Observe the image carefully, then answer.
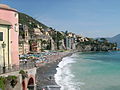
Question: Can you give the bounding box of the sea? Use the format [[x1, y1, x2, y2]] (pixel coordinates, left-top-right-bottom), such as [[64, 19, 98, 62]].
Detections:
[[54, 51, 120, 90]]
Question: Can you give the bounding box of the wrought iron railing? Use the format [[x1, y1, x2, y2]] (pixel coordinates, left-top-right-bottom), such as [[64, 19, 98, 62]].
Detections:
[[0, 62, 35, 74]]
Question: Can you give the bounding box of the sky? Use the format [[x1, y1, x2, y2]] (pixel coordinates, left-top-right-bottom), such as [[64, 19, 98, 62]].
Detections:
[[1, 0, 120, 38]]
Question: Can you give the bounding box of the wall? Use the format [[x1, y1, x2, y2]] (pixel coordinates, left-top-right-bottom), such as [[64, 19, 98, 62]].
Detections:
[[0, 25, 10, 67], [0, 67, 37, 90], [0, 8, 19, 65]]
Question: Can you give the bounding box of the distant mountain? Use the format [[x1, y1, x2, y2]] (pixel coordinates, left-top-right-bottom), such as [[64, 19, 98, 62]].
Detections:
[[107, 34, 120, 48]]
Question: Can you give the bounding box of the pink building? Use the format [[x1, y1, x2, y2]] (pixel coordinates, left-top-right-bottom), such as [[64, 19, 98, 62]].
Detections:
[[0, 4, 19, 65]]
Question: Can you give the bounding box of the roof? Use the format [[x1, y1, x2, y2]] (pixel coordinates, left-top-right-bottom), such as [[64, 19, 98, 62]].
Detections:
[[0, 4, 17, 11], [0, 19, 11, 25]]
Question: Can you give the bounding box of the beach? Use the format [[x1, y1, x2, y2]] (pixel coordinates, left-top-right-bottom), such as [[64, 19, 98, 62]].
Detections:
[[36, 51, 74, 90]]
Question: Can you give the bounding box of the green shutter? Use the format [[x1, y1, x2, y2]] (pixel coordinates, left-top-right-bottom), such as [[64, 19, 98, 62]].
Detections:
[[0, 32, 3, 41]]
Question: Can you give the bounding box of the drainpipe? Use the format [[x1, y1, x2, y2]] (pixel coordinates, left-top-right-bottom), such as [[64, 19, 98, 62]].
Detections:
[[8, 26, 10, 68]]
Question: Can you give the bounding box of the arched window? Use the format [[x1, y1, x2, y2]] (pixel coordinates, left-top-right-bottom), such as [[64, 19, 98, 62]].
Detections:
[[27, 77, 34, 90]]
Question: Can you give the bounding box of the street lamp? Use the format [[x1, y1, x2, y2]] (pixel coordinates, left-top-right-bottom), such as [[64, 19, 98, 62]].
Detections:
[[2, 42, 6, 73]]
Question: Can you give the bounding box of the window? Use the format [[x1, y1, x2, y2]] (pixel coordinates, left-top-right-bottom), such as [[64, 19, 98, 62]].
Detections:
[[26, 31, 27, 36], [15, 13, 18, 18], [14, 24, 18, 32], [0, 32, 3, 41]]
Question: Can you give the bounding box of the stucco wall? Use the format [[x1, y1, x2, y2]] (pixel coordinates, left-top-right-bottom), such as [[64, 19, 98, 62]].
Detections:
[[0, 8, 19, 65], [0, 67, 37, 90], [0, 25, 11, 67]]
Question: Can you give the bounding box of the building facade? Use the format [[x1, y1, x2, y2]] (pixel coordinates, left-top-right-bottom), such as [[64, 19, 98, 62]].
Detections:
[[0, 4, 19, 66], [0, 19, 11, 68], [19, 25, 30, 54]]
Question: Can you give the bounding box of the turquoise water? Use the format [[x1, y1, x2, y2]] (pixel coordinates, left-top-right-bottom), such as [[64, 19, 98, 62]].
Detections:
[[55, 51, 120, 90]]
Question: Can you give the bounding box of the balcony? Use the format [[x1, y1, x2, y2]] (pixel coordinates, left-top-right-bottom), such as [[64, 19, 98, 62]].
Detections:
[[0, 62, 35, 74]]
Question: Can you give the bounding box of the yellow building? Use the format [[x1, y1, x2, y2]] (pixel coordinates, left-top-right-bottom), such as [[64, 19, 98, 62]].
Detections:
[[0, 19, 11, 69]]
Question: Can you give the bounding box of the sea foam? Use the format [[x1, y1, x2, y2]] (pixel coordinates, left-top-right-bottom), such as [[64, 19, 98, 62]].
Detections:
[[54, 56, 81, 90]]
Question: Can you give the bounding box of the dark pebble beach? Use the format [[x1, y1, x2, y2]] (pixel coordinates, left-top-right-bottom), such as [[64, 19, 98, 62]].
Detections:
[[36, 52, 74, 90]]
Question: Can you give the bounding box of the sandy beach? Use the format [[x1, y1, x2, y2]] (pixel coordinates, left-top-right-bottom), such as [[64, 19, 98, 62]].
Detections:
[[36, 52, 74, 90]]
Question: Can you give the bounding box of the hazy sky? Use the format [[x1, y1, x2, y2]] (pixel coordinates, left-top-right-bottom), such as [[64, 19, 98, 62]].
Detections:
[[1, 0, 120, 38]]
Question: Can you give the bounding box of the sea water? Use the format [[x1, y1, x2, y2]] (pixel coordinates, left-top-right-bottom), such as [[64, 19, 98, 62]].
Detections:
[[54, 51, 120, 90]]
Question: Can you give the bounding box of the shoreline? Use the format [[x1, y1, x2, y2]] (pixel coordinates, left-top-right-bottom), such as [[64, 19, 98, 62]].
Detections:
[[36, 51, 74, 90]]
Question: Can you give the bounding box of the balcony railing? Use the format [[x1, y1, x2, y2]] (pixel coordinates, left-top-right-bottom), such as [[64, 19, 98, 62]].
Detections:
[[0, 62, 35, 74], [0, 51, 77, 75]]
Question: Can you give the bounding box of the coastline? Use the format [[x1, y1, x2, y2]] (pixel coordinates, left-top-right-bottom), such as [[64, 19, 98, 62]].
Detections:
[[36, 51, 74, 90]]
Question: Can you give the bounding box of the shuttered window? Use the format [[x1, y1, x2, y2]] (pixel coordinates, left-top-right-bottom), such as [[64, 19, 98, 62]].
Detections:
[[0, 32, 3, 41]]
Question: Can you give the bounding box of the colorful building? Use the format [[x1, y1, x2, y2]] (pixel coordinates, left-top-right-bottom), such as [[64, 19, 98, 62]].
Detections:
[[0, 4, 37, 90], [0, 4, 19, 66], [65, 33, 77, 50], [19, 25, 30, 54], [0, 19, 11, 69]]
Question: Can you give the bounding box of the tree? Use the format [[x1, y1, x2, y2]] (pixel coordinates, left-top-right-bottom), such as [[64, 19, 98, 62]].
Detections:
[[65, 30, 68, 35]]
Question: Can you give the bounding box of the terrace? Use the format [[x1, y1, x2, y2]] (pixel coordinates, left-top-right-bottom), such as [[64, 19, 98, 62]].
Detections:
[[0, 61, 35, 74]]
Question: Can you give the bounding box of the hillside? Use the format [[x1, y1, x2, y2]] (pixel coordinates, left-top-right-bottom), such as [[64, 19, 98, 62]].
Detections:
[[19, 12, 48, 29], [107, 34, 120, 48]]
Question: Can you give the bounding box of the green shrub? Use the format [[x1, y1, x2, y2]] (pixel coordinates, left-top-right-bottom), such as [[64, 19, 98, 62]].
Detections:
[[0, 77, 6, 90], [0, 76, 17, 90], [19, 70, 28, 79]]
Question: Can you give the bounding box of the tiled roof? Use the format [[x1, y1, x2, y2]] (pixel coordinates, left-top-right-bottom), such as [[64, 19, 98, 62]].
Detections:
[[0, 4, 17, 11]]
